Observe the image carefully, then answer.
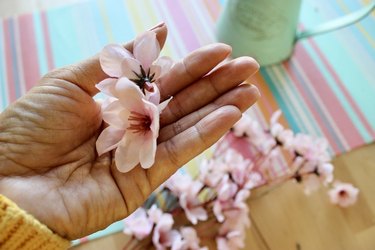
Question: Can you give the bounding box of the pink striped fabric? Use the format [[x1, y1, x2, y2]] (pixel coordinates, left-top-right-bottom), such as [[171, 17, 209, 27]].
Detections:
[[0, 1, 374, 154]]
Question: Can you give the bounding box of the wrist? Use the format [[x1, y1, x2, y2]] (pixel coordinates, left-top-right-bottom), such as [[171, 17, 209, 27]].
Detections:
[[0, 194, 71, 249]]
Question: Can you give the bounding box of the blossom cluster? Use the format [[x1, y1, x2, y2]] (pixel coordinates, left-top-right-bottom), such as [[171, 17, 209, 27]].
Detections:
[[232, 110, 334, 194], [123, 148, 258, 250], [121, 111, 359, 250], [95, 31, 173, 172], [199, 150, 262, 249], [232, 111, 359, 204], [124, 204, 207, 250]]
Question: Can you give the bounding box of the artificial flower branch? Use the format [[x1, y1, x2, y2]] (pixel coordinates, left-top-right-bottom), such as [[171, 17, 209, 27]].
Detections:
[[120, 111, 359, 250]]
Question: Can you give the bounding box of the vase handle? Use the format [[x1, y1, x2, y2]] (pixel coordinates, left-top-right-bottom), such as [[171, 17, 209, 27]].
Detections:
[[296, 1, 375, 40]]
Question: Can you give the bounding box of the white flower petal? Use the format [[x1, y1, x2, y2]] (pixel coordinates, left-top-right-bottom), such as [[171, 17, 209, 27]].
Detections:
[[114, 78, 145, 112], [270, 109, 282, 125], [96, 78, 117, 97], [143, 99, 160, 135], [158, 96, 172, 113], [134, 31, 160, 71], [121, 57, 142, 79], [96, 126, 125, 155], [139, 133, 157, 169], [102, 100, 129, 128], [145, 82, 161, 106], [100, 44, 133, 77], [115, 132, 143, 172]]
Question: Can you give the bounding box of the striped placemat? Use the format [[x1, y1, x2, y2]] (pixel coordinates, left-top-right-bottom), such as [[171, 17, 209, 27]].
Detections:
[[0, 0, 374, 244]]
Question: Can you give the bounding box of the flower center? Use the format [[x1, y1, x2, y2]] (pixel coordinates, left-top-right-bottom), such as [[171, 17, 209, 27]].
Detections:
[[131, 65, 155, 93], [128, 111, 152, 134], [338, 190, 348, 198]]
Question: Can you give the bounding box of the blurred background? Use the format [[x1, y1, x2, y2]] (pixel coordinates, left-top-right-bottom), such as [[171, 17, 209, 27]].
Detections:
[[0, 0, 374, 249]]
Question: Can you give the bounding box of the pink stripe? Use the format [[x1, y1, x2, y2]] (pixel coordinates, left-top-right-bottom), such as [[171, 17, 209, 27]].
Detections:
[[41, 12, 54, 70], [18, 14, 40, 91], [309, 40, 375, 139], [151, 3, 185, 57], [164, 0, 201, 52], [253, 77, 277, 116], [203, 0, 221, 21], [3, 19, 16, 102], [293, 44, 364, 149], [283, 60, 341, 153]]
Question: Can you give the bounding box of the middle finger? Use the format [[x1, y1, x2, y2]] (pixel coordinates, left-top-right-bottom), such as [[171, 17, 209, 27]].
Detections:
[[160, 56, 259, 126]]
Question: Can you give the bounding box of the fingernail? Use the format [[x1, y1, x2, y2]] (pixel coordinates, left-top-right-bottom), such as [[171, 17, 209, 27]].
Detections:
[[250, 84, 261, 98], [149, 21, 165, 31]]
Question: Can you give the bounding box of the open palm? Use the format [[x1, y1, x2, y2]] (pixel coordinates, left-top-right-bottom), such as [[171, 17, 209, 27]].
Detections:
[[0, 25, 259, 240]]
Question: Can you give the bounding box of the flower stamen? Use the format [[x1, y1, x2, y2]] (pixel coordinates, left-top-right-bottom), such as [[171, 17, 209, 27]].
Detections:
[[130, 65, 156, 92], [128, 111, 152, 134]]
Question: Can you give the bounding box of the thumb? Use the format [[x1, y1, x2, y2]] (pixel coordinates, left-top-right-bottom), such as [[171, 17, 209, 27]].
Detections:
[[41, 23, 168, 96]]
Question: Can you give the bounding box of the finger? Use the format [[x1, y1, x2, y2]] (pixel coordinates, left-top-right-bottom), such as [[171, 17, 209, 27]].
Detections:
[[41, 23, 167, 96], [157, 43, 231, 100], [160, 57, 259, 126], [158, 84, 259, 142], [148, 105, 242, 191]]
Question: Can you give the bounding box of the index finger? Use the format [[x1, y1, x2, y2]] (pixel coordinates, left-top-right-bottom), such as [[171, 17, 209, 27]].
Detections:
[[157, 43, 232, 101]]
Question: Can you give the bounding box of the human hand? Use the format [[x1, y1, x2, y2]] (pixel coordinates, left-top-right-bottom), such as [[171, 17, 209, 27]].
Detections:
[[0, 24, 260, 240]]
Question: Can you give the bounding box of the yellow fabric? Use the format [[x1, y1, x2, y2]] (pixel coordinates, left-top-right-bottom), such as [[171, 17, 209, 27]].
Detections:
[[0, 195, 70, 250]]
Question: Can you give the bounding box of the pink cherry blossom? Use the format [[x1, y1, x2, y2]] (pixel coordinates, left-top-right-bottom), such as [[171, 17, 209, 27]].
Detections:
[[317, 163, 334, 184], [215, 202, 250, 250], [171, 227, 208, 250], [232, 114, 253, 137], [224, 149, 253, 177], [179, 181, 208, 225], [213, 200, 226, 223], [328, 182, 359, 207], [212, 177, 238, 222], [147, 204, 163, 223], [292, 134, 331, 164], [165, 172, 195, 196], [216, 175, 238, 202], [301, 174, 321, 195], [199, 158, 228, 188], [298, 162, 334, 194], [221, 208, 250, 234], [216, 230, 246, 250], [234, 190, 251, 210], [96, 78, 162, 172], [123, 208, 153, 240], [269, 110, 294, 149], [213, 188, 250, 223], [98, 31, 173, 95], [232, 115, 276, 154], [152, 212, 180, 249], [166, 172, 208, 225], [200, 149, 255, 189]]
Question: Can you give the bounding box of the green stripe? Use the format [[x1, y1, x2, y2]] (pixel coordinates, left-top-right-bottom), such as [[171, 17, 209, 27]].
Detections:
[[47, 6, 83, 67], [261, 68, 303, 132], [263, 65, 335, 155], [301, 0, 375, 128], [72, 3, 100, 58], [303, 42, 372, 142], [33, 13, 49, 76], [272, 65, 324, 136], [103, 0, 135, 43]]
